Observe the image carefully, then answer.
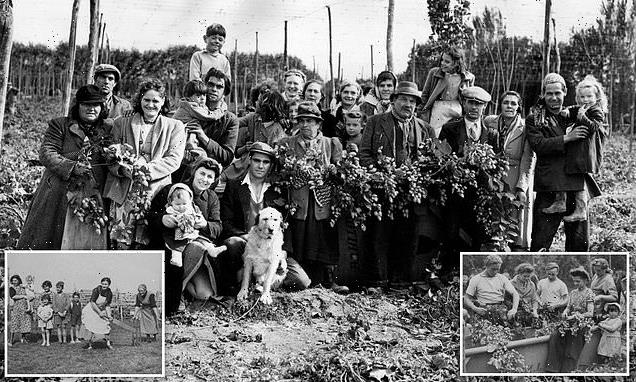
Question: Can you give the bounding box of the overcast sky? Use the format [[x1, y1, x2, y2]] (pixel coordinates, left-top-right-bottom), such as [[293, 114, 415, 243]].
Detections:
[[6, 251, 163, 293], [12, 0, 600, 79]]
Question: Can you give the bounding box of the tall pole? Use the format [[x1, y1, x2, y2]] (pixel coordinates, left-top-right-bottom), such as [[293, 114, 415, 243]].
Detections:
[[254, 32, 259, 84], [386, 0, 395, 72], [0, 0, 14, 152], [337, 52, 341, 89], [411, 39, 416, 82], [283, 20, 288, 70], [63, 0, 81, 116], [313, 56, 316, 76], [234, 39, 238, 113], [99, 22, 106, 63], [97, 12, 103, 61], [541, 0, 552, 82], [370, 45, 374, 80], [326, 6, 335, 105], [86, 0, 100, 84]]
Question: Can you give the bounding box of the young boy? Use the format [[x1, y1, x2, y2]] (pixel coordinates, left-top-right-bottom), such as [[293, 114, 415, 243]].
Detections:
[[69, 292, 82, 343], [52, 281, 71, 343], [189, 23, 231, 81], [342, 111, 365, 151]]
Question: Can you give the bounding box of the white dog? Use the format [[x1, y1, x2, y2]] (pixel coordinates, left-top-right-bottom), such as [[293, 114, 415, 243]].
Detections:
[[236, 207, 288, 304]]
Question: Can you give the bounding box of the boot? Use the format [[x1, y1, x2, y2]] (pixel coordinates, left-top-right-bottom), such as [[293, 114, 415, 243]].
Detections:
[[325, 265, 349, 294], [563, 190, 588, 222], [542, 191, 567, 214]]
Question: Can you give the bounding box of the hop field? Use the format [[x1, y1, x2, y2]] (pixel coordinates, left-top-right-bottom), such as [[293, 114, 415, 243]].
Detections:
[[1, 97, 635, 381]]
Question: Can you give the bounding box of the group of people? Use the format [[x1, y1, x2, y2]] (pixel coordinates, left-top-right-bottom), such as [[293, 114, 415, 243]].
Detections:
[[7, 275, 160, 349], [464, 255, 625, 372], [14, 21, 609, 315]]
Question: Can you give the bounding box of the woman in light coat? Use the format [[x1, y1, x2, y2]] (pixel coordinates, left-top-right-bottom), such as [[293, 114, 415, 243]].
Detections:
[[105, 78, 186, 249], [484, 91, 535, 250]]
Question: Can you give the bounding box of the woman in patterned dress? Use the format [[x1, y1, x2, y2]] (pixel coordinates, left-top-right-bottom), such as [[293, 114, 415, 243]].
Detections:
[[8, 275, 32, 346], [545, 267, 595, 372]]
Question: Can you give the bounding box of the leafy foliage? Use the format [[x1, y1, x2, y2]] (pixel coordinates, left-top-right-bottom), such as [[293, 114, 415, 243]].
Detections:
[[426, 0, 473, 49]]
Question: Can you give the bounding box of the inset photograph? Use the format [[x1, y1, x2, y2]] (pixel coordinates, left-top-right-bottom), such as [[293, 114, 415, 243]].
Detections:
[[460, 252, 628, 376], [4, 250, 164, 378]]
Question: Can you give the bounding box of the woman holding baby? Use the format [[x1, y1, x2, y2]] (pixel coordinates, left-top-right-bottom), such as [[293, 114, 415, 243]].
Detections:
[[148, 156, 228, 314]]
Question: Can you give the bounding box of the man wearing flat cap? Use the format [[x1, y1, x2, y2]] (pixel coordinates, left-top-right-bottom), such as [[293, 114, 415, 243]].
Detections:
[[438, 86, 499, 155], [92, 63, 132, 119], [359, 81, 437, 290], [220, 142, 311, 293]]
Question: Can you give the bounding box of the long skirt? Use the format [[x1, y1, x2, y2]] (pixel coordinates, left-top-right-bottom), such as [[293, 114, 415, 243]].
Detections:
[[545, 330, 585, 372], [61, 207, 107, 250], [82, 304, 110, 335], [430, 100, 462, 137], [138, 307, 158, 335], [10, 299, 32, 334], [290, 200, 338, 265]]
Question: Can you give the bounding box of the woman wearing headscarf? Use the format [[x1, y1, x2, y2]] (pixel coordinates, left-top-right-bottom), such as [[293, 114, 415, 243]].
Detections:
[[419, 46, 474, 137], [17, 85, 113, 250], [545, 266, 595, 372], [104, 78, 186, 249], [148, 156, 226, 314], [510, 262, 539, 326], [134, 284, 160, 342], [82, 277, 114, 350], [360, 70, 397, 117]]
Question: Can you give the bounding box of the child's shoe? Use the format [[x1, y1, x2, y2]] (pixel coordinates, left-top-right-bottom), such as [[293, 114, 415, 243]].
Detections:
[[563, 190, 588, 222], [204, 243, 226, 258], [542, 191, 567, 214], [170, 250, 183, 267]]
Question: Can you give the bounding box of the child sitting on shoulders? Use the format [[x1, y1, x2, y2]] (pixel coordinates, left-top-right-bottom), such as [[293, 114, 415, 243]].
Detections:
[[37, 294, 54, 347], [342, 111, 366, 152], [164, 183, 225, 267], [542, 75, 607, 221], [69, 292, 83, 343], [592, 302, 623, 361], [189, 23, 231, 81], [25, 274, 36, 313]]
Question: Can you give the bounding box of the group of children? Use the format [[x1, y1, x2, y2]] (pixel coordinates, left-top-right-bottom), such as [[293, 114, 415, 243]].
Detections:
[[15, 277, 83, 346]]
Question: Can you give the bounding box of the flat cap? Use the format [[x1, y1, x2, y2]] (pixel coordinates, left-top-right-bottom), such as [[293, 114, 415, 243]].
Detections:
[[94, 63, 121, 82], [249, 142, 276, 159], [296, 101, 323, 121], [591, 258, 609, 268], [462, 86, 491, 103]]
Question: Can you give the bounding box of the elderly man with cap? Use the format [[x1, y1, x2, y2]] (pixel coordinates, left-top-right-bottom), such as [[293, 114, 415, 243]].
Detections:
[[464, 254, 519, 325], [537, 262, 569, 319], [359, 81, 437, 290], [93, 63, 132, 119], [438, 86, 499, 155], [527, 73, 601, 252], [220, 142, 311, 294]]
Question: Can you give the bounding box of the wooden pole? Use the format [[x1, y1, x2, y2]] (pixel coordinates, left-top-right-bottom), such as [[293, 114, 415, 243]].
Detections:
[[386, 0, 394, 72], [234, 39, 238, 114], [63, 0, 81, 116], [283, 20, 288, 70], [541, 0, 552, 82], [97, 12, 103, 61], [411, 39, 416, 82], [254, 32, 259, 84], [99, 22, 107, 64], [313, 56, 316, 76], [370, 45, 374, 80], [337, 52, 341, 90], [0, 0, 14, 151], [326, 6, 335, 105], [86, 0, 100, 84], [105, 34, 110, 63], [551, 18, 560, 73]]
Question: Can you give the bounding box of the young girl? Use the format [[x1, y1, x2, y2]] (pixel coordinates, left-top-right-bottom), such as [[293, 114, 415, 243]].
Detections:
[[542, 75, 607, 221], [41, 280, 53, 301], [342, 111, 365, 152], [593, 302, 623, 361], [164, 183, 224, 267], [37, 294, 54, 346], [69, 292, 83, 343]]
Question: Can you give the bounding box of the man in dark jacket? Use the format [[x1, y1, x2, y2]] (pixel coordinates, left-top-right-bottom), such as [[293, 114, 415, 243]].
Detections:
[[359, 81, 437, 290], [220, 142, 311, 292], [93, 64, 132, 119], [438, 86, 500, 154], [526, 73, 596, 251]]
